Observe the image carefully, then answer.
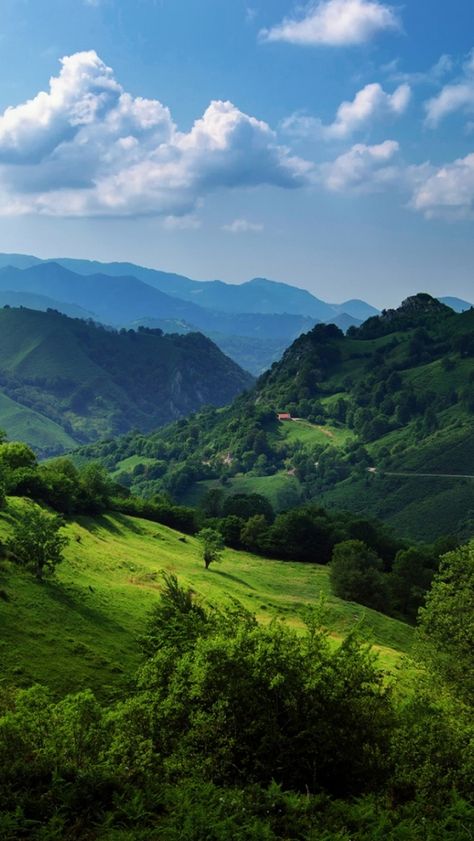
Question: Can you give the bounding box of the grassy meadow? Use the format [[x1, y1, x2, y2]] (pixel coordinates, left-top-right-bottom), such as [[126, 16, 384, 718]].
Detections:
[[0, 498, 413, 700]]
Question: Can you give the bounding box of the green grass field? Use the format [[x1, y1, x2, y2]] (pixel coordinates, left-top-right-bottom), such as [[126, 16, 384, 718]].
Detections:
[[278, 418, 353, 448], [0, 391, 77, 452], [112, 455, 157, 475], [0, 499, 413, 699], [182, 472, 303, 510]]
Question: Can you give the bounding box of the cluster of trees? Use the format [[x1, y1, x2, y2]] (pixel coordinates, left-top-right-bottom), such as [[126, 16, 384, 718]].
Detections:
[[196, 491, 450, 620], [0, 549, 472, 840], [0, 438, 116, 515], [329, 539, 442, 618], [0, 434, 199, 537]]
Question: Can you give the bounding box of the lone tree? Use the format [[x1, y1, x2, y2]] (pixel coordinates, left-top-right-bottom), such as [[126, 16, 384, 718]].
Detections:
[[8, 504, 69, 581], [197, 528, 224, 570]]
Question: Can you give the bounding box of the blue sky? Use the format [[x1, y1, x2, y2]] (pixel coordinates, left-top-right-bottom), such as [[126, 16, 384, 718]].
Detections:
[[0, 0, 473, 306]]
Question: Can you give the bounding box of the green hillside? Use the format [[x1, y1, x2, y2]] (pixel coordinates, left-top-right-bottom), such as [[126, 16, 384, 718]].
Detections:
[[0, 392, 77, 452], [0, 307, 253, 456], [78, 295, 474, 540], [0, 498, 412, 699]]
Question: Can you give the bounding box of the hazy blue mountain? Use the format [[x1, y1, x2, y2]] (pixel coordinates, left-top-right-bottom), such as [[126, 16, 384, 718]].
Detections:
[[129, 316, 290, 375], [0, 262, 317, 342], [329, 312, 362, 332], [168, 275, 338, 319], [22, 254, 375, 320], [0, 254, 377, 373], [0, 290, 97, 320], [331, 299, 380, 320], [0, 253, 42, 270], [0, 262, 208, 326], [49, 257, 338, 318], [439, 296, 473, 313]]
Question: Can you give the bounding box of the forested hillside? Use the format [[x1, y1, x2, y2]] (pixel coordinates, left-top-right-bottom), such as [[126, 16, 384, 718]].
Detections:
[[0, 307, 253, 455], [79, 295, 474, 540]]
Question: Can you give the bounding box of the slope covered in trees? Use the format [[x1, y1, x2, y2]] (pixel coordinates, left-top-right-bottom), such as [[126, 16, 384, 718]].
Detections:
[[78, 295, 474, 539], [0, 307, 253, 455]]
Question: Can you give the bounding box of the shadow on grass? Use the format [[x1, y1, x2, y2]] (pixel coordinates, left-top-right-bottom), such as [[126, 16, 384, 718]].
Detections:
[[42, 578, 132, 635], [212, 569, 256, 590], [76, 512, 144, 537]]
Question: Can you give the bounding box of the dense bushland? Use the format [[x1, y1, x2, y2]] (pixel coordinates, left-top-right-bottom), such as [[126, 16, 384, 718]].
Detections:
[[0, 554, 472, 840]]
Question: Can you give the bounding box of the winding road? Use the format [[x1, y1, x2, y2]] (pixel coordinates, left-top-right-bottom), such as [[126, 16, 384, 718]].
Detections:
[[368, 468, 474, 480]]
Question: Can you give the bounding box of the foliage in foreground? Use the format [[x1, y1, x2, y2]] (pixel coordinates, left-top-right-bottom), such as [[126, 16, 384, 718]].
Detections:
[[0, 561, 473, 840]]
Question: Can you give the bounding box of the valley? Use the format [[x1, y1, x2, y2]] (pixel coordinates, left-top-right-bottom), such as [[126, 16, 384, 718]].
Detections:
[[1, 6, 474, 835]]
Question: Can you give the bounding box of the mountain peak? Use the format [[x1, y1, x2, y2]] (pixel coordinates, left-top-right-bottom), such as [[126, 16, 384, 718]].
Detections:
[[396, 292, 449, 315], [354, 293, 454, 339]]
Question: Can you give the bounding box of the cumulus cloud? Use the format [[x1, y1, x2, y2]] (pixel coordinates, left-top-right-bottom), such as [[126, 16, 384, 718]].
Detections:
[[425, 49, 474, 127], [0, 51, 312, 217], [282, 81, 410, 140], [261, 0, 400, 47], [222, 218, 264, 233], [411, 153, 474, 219], [320, 139, 400, 191]]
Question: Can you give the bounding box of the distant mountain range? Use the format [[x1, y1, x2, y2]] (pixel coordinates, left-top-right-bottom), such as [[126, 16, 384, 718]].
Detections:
[[0, 253, 470, 374], [438, 296, 473, 313], [0, 253, 379, 320]]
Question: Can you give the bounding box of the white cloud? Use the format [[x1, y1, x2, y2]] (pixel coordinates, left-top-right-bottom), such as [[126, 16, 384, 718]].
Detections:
[[0, 51, 122, 164], [425, 49, 474, 127], [222, 218, 264, 233], [320, 139, 400, 191], [0, 51, 312, 218], [162, 215, 202, 230], [328, 83, 410, 137], [261, 0, 400, 47], [425, 84, 474, 127], [411, 153, 474, 219], [386, 54, 454, 86], [283, 81, 410, 140]]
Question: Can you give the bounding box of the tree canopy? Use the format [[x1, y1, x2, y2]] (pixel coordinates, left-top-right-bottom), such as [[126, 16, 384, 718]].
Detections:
[[7, 504, 68, 581]]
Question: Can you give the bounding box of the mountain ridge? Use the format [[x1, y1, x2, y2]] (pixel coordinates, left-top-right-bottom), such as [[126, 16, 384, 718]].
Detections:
[[0, 306, 253, 455], [0, 252, 377, 321]]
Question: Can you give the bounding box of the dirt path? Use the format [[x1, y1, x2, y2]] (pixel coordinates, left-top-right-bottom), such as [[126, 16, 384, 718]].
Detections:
[[369, 468, 474, 480], [292, 419, 334, 438]]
